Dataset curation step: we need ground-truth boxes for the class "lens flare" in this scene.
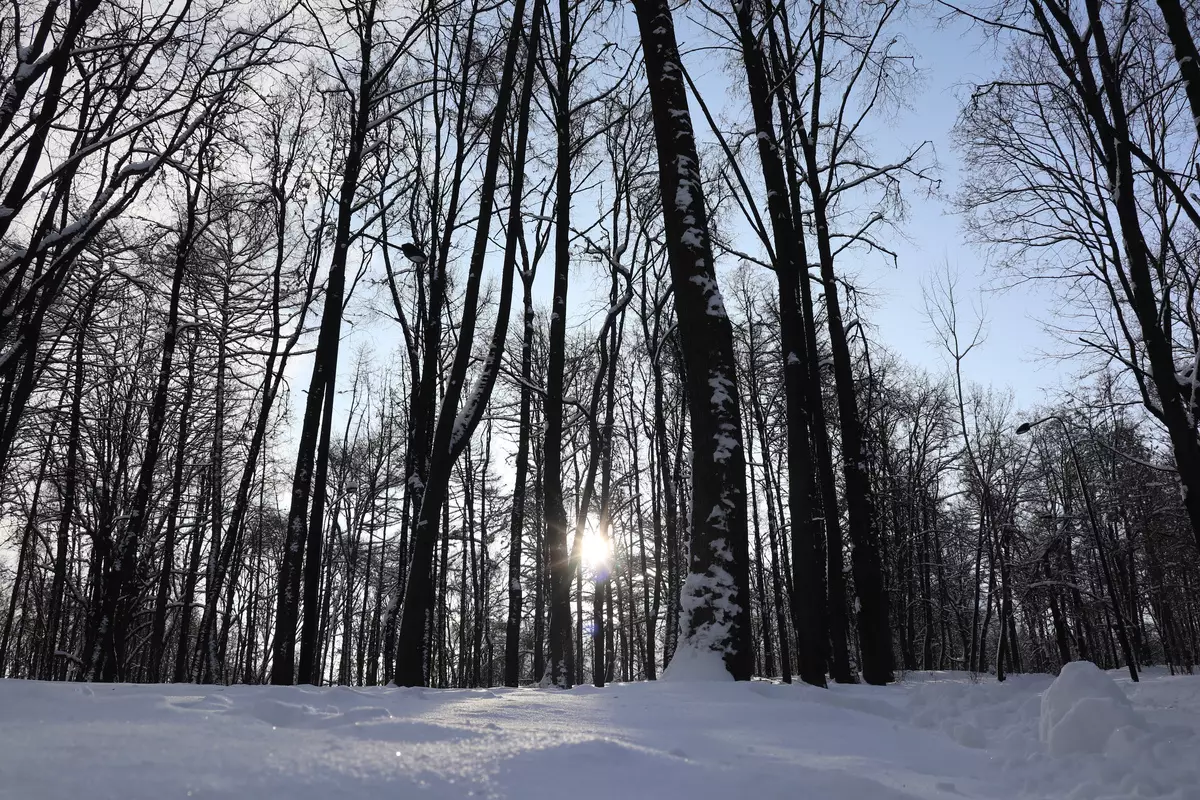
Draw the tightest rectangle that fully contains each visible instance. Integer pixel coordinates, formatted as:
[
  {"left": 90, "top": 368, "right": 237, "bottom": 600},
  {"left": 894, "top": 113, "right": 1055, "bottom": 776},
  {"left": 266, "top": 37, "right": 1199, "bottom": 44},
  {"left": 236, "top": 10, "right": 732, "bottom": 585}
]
[{"left": 581, "top": 517, "right": 614, "bottom": 579}]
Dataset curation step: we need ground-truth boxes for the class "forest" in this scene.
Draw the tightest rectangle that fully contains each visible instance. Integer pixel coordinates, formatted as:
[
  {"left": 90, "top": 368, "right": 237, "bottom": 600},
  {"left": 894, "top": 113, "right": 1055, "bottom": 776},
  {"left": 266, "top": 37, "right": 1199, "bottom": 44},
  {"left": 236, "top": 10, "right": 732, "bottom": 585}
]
[{"left": 1, "top": 0, "right": 1199, "bottom": 694}]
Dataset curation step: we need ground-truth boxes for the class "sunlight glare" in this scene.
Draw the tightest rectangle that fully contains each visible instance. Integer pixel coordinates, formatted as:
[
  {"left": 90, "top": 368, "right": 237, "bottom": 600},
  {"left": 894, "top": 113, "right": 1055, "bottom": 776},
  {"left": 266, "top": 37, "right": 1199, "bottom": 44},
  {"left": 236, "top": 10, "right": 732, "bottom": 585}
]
[{"left": 581, "top": 516, "right": 614, "bottom": 578}]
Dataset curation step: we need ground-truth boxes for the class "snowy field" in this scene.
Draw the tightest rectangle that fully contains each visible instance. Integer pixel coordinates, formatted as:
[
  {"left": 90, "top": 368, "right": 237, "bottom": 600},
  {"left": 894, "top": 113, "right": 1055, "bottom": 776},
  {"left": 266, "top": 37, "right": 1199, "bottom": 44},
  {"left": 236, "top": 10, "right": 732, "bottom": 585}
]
[{"left": 2, "top": 663, "right": 1198, "bottom": 800}]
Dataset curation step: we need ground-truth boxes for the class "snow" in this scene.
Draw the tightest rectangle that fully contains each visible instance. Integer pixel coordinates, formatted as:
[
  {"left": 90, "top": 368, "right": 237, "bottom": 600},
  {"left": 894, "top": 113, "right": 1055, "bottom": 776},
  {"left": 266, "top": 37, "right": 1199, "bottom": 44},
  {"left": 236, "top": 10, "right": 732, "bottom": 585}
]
[
  {"left": 1039, "top": 661, "right": 1144, "bottom": 756},
  {"left": 660, "top": 644, "right": 734, "bottom": 682},
  {"left": 688, "top": 274, "right": 728, "bottom": 318},
  {"left": 119, "top": 157, "right": 160, "bottom": 178},
  {"left": 450, "top": 375, "right": 486, "bottom": 455},
  {"left": 39, "top": 217, "right": 89, "bottom": 250},
  {"left": 2, "top": 667, "right": 1198, "bottom": 800},
  {"left": 708, "top": 371, "right": 734, "bottom": 407},
  {"left": 711, "top": 429, "right": 738, "bottom": 462}
]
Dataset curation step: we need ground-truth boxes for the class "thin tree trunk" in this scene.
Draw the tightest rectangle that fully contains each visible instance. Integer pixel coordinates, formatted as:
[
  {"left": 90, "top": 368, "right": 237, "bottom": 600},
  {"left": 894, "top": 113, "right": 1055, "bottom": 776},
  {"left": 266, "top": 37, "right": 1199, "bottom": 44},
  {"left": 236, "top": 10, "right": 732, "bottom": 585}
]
[
  {"left": 94, "top": 145, "right": 211, "bottom": 682},
  {"left": 504, "top": 267, "right": 536, "bottom": 686},
  {"left": 43, "top": 293, "right": 95, "bottom": 678},
  {"left": 149, "top": 333, "right": 197, "bottom": 682}
]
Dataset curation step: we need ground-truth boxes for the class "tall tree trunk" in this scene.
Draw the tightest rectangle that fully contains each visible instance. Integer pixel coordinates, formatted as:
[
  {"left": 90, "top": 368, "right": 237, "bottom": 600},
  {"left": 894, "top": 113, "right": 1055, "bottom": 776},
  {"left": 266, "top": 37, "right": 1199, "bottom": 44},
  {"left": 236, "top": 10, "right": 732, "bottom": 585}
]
[
  {"left": 271, "top": 4, "right": 377, "bottom": 684},
  {"left": 532, "top": 419, "right": 546, "bottom": 682},
  {"left": 592, "top": 290, "right": 621, "bottom": 687},
  {"left": 628, "top": 410, "right": 657, "bottom": 679},
  {"left": 199, "top": 282, "right": 231, "bottom": 684},
  {"left": 43, "top": 293, "right": 95, "bottom": 678},
  {"left": 798, "top": 100, "right": 894, "bottom": 683},
  {"left": 543, "top": 0, "right": 576, "bottom": 689},
  {"left": 206, "top": 167, "right": 318, "bottom": 684},
  {"left": 383, "top": 0, "right": 484, "bottom": 685},
  {"left": 504, "top": 269, "right": 536, "bottom": 687},
  {"left": 746, "top": 318, "right": 792, "bottom": 683},
  {"left": 0, "top": 455, "right": 50, "bottom": 675},
  {"left": 149, "top": 333, "right": 197, "bottom": 682},
  {"left": 732, "top": 0, "right": 825, "bottom": 686},
  {"left": 175, "top": 471, "right": 210, "bottom": 683},
  {"left": 632, "top": 0, "right": 752, "bottom": 678},
  {"left": 767, "top": 3, "right": 852, "bottom": 685}
]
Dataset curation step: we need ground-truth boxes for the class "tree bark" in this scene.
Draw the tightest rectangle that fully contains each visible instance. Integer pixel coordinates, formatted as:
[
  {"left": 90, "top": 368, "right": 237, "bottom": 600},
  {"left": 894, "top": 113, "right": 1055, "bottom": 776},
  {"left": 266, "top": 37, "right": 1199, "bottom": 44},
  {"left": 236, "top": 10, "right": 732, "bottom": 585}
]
[
  {"left": 632, "top": 0, "right": 753, "bottom": 678},
  {"left": 732, "top": 0, "right": 825, "bottom": 686}
]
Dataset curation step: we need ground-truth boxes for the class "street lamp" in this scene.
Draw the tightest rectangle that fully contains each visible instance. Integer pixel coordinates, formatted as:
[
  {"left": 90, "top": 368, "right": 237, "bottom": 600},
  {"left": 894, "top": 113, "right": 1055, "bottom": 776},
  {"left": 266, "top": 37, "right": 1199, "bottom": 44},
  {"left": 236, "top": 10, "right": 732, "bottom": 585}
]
[{"left": 1017, "top": 415, "right": 1138, "bottom": 682}]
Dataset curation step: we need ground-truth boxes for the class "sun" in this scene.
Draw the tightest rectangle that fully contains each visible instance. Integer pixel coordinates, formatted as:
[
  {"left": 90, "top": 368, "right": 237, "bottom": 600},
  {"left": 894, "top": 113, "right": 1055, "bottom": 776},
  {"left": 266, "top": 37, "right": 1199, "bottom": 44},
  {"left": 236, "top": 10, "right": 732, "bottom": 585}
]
[{"left": 580, "top": 516, "right": 614, "bottom": 577}]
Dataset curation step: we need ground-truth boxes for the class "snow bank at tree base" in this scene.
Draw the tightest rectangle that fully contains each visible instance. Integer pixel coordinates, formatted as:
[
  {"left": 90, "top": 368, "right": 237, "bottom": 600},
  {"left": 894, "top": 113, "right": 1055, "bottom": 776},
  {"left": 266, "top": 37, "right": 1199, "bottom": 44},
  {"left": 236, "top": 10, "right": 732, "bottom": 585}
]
[
  {"left": 1, "top": 666, "right": 1197, "bottom": 800},
  {"left": 660, "top": 644, "right": 735, "bottom": 682}
]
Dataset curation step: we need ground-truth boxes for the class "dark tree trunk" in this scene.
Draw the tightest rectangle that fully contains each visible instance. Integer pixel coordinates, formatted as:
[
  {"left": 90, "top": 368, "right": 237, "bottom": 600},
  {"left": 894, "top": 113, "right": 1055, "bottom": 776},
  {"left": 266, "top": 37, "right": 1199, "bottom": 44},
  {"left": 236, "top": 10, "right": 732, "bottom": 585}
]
[
  {"left": 175, "top": 472, "right": 210, "bottom": 684},
  {"left": 43, "top": 293, "right": 95, "bottom": 678},
  {"left": 505, "top": 265, "right": 537, "bottom": 687},
  {"left": 272, "top": 1, "right": 376, "bottom": 686},
  {"left": 766, "top": 5, "right": 853, "bottom": 685},
  {"left": 746, "top": 319, "right": 792, "bottom": 683},
  {"left": 732, "top": 0, "right": 825, "bottom": 687},
  {"left": 801, "top": 153, "right": 894, "bottom": 685},
  {"left": 93, "top": 144, "right": 210, "bottom": 682},
  {"left": 632, "top": 0, "right": 753, "bottom": 678},
  {"left": 543, "top": 0, "right": 576, "bottom": 689},
  {"left": 0, "top": 456, "right": 49, "bottom": 675},
  {"left": 1155, "top": 0, "right": 1200, "bottom": 144},
  {"left": 149, "top": 333, "right": 197, "bottom": 682}
]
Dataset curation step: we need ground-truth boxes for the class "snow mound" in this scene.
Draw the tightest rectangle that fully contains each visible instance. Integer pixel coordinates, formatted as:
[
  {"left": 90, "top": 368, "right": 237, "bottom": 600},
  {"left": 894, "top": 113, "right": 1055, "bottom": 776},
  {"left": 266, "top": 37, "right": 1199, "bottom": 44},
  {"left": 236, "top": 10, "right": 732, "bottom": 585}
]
[
  {"left": 1040, "top": 661, "right": 1143, "bottom": 756},
  {"left": 660, "top": 645, "right": 733, "bottom": 682}
]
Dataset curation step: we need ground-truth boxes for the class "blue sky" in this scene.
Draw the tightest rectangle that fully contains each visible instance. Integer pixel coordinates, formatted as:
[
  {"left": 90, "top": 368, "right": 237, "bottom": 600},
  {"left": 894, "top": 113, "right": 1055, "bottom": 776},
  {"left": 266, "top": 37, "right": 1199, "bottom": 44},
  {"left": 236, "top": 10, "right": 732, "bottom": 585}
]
[{"left": 851, "top": 8, "right": 1065, "bottom": 409}]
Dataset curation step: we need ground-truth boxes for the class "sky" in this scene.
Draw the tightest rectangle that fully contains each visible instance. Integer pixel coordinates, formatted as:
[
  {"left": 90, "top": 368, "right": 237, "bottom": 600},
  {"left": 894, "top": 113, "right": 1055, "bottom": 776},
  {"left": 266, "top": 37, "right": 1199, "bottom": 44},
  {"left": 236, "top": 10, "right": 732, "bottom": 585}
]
[{"left": 836, "top": 8, "right": 1066, "bottom": 409}]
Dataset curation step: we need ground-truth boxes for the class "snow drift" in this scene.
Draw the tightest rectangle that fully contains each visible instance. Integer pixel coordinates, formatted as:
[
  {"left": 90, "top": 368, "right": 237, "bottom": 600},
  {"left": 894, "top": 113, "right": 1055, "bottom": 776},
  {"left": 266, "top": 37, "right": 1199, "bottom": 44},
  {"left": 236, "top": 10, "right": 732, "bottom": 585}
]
[
  {"left": 1, "top": 666, "right": 1197, "bottom": 800},
  {"left": 1039, "top": 660, "right": 1144, "bottom": 755}
]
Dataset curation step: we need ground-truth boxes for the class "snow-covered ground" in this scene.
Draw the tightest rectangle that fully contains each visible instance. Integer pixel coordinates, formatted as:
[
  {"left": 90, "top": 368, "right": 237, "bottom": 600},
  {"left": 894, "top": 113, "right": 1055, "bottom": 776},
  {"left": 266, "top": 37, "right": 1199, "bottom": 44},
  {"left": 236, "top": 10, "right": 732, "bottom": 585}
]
[{"left": 2, "top": 663, "right": 1197, "bottom": 800}]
